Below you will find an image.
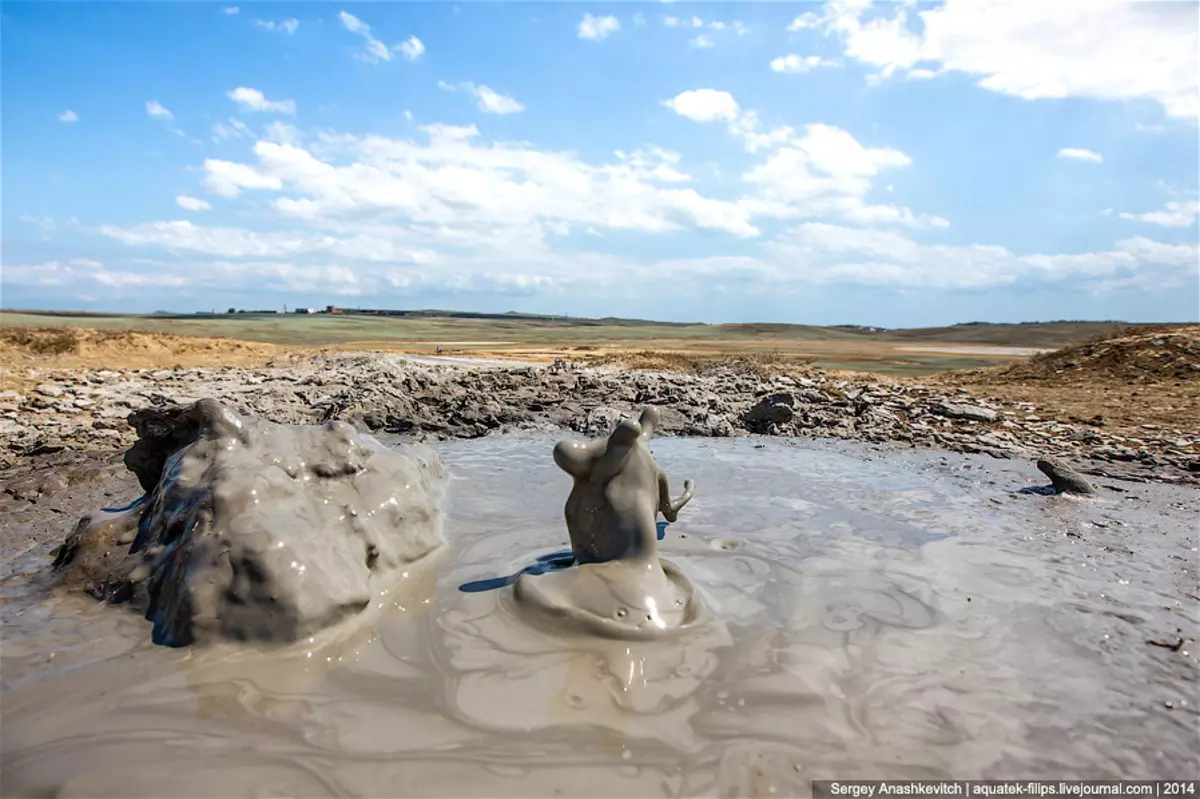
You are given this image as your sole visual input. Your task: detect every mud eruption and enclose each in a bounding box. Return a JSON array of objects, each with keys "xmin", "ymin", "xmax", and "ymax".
[
  {"xmin": 52, "ymin": 398, "xmax": 448, "ymax": 646},
  {"xmin": 513, "ymin": 407, "xmax": 712, "ymax": 639}
]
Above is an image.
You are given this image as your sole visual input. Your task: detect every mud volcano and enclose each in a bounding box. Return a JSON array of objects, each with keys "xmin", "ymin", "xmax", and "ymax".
[
  {"xmin": 51, "ymin": 398, "xmax": 448, "ymax": 646},
  {"xmin": 512, "ymin": 407, "xmax": 713, "ymax": 639}
]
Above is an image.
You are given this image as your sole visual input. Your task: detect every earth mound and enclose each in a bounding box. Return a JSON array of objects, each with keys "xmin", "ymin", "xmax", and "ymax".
[
  {"xmin": 961, "ymin": 326, "xmax": 1200, "ymax": 386},
  {"xmin": 51, "ymin": 398, "xmax": 448, "ymax": 646},
  {"xmin": 0, "ymin": 327, "xmax": 294, "ymax": 371}
]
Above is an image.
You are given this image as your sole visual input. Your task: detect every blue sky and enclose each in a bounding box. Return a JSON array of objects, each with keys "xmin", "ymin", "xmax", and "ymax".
[{"xmin": 3, "ymin": 1, "xmax": 1198, "ymax": 327}]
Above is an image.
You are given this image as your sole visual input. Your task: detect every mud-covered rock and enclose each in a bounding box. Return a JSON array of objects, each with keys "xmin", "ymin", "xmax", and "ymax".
[
  {"xmin": 4, "ymin": 352, "xmax": 1196, "ymax": 483},
  {"xmin": 53, "ymin": 399, "xmax": 448, "ymax": 646},
  {"xmin": 1037, "ymin": 455, "xmax": 1098, "ymax": 495}
]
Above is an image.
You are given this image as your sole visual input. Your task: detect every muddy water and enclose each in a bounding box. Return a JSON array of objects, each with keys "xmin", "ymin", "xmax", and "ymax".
[{"xmin": 2, "ymin": 435, "xmax": 1197, "ymax": 797}]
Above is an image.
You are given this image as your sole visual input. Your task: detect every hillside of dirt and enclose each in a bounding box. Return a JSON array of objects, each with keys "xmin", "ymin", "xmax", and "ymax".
[
  {"xmin": 940, "ymin": 326, "xmax": 1200, "ymax": 436},
  {"xmin": 0, "ymin": 328, "xmax": 311, "ymax": 390}
]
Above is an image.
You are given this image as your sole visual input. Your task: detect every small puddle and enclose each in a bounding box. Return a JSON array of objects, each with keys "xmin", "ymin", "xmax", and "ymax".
[{"xmin": 1, "ymin": 434, "xmax": 1196, "ymax": 795}]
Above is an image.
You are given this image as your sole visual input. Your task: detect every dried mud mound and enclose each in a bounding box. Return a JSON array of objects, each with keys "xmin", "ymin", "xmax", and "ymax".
[
  {"xmin": 51, "ymin": 398, "xmax": 449, "ymax": 646},
  {"xmin": 959, "ymin": 327, "xmax": 1200, "ymax": 387},
  {"xmin": 0, "ymin": 327, "xmax": 290, "ymax": 370}
]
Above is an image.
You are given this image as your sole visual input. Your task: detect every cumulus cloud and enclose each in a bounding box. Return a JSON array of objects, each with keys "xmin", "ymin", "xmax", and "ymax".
[
  {"xmin": 183, "ymin": 125, "xmax": 759, "ymax": 238},
  {"xmin": 578, "ymin": 13, "xmax": 619, "ymax": 40},
  {"xmin": 768, "ymin": 222, "xmax": 1198, "ymax": 290},
  {"xmin": 662, "ymin": 89, "xmax": 740, "ymax": 122},
  {"xmin": 1057, "ymin": 147, "xmax": 1103, "ymax": 163},
  {"xmin": 800, "ymin": 0, "xmax": 1199, "ymax": 118},
  {"xmin": 227, "ymin": 87, "xmax": 296, "ymax": 115},
  {"xmin": 769, "ymin": 54, "xmax": 836, "ymax": 73},
  {"xmin": 665, "ymin": 88, "xmax": 944, "ymax": 229},
  {"xmin": 145, "ymin": 100, "xmax": 173, "ymax": 120},
  {"xmin": 58, "ymin": 109, "xmax": 78, "ymax": 123},
  {"xmin": 222, "ymin": 6, "xmax": 239, "ymax": 14},
  {"xmin": 176, "ymin": 196, "xmax": 213, "ymax": 212},
  {"xmin": 690, "ymin": 35, "xmax": 714, "ymax": 49}
]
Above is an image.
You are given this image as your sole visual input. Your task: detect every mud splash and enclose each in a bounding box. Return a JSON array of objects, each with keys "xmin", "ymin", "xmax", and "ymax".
[{"xmin": 2, "ymin": 435, "xmax": 1197, "ymax": 796}]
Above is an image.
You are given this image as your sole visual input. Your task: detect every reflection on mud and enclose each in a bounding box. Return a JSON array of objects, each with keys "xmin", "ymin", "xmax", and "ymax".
[{"xmin": 2, "ymin": 434, "xmax": 1197, "ymax": 796}]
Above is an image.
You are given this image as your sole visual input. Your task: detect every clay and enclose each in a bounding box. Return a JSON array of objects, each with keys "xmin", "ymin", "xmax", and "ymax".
[
  {"xmin": 1037, "ymin": 455, "xmax": 1098, "ymax": 495},
  {"xmin": 4, "ymin": 352, "xmax": 1196, "ymax": 484},
  {"xmin": 513, "ymin": 407, "xmax": 709, "ymax": 639},
  {"xmin": 52, "ymin": 398, "xmax": 448, "ymax": 646}
]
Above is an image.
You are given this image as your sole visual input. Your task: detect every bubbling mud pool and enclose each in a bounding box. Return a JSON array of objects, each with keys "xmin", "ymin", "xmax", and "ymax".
[{"xmin": 2, "ymin": 434, "xmax": 1197, "ymax": 796}]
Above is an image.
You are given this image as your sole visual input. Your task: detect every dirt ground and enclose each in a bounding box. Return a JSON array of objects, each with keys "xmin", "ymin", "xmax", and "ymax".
[
  {"xmin": 2, "ymin": 324, "xmax": 1197, "ymax": 439},
  {"xmin": 0, "ymin": 328, "xmax": 315, "ymax": 391},
  {"xmin": 936, "ymin": 327, "xmax": 1200, "ymax": 438}
]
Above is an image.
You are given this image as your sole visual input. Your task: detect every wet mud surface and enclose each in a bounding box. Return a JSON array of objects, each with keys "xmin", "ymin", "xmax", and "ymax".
[{"xmin": 1, "ymin": 435, "xmax": 1197, "ymax": 796}]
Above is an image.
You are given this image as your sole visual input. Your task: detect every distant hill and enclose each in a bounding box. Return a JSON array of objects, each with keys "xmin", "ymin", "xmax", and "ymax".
[{"xmin": 882, "ymin": 321, "xmax": 1189, "ymax": 348}]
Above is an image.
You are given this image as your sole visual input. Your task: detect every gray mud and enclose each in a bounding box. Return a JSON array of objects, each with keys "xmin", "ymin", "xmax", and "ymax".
[
  {"xmin": 2, "ymin": 434, "xmax": 1197, "ymax": 796},
  {"xmin": 3, "ymin": 353, "xmax": 1196, "ymax": 484},
  {"xmin": 49, "ymin": 400, "xmax": 448, "ymax": 646}
]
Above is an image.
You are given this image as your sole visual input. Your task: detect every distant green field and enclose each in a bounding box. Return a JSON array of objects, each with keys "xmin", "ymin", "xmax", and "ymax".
[
  {"xmin": 1, "ymin": 308, "xmax": 1185, "ymax": 377},
  {"xmin": 0, "ymin": 310, "xmax": 866, "ymax": 348}
]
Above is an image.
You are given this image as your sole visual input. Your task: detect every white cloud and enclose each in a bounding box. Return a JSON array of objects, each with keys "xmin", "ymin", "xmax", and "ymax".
[
  {"xmin": 664, "ymin": 16, "xmax": 680, "ymax": 27},
  {"xmin": 263, "ymin": 120, "xmax": 303, "ymax": 146},
  {"xmin": 613, "ymin": 146, "xmax": 690, "ymax": 182},
  {"xmin": 770, "ymin": 54, "xmax": 835, "ymax": 73},
  {"xmin": 662, "ymin": 89, "xmax": 740, "ymax": 122},
  {"xmin": 690, "ymin": 35, "xmax": 714, "ymax": 49},
  {"xmin": 58, "ymin": 109, "xmax": 78, "ymax": 123},
  {"xmin": 212, "ymin": 117, "xmax": 252, "ymax": 142},
  {"xmin": 578, "ymin": 13, "xmax": 619, "ymax": 40},
  {"xmin": 255, "ymin": 18, "xmax": 299, "ymax": 34},
  {"xmin": 176, "ymin": 196, "xmax": 213, "ymax": 212},
  {"xmin": 787, "ymin": 12, "xmax": 822, "ymax": 32},
  {"xmin": 468, "ymin": 84, "xmax": 524, "ymax": 114},
  {"xmin": 733, "ymin": 21, "xmax": 749, "ymax": 35},
  {"xmin": 18, "ymin": 215, "xmax": 57, "ymax": 231},
  {"xmin": 180, "ymin": 124, "xmax": 760, "ymax": 239},
  {"xmin": 1057, "ymin": 147, "xmax": 1103, "ymax": 163},
  {"xmin": 439, "ymin": 81, "xmax": 525, "ymax": 114},
  {"xmin": 227, "ymin": 87, "xmax": 296, "ymax": 115},
  {"xmin": 145, "ymin": 100, "xmax": 173, "ymax": 120},
  {"xmin": 665, "ymin": 88, "xmax": 940, "ymax": 229},
  {"xmin": 95, "ymin": 220, "xmax": 439, "ymax": 264},
  {"xmin": 4, "ymin": 260, "xmax": 189, "ymax": 289},
  {"xmin": 805, "ymin": 1, "xmax": 1199, "ymax": 119},
  {"xmin": 1118, "ymin": 200, "xmax": 1200, "ymax": 228},
  {"xmin": 398, "ymin": 35, "xmax": 425, "ymax": 62},
  {"xmin": 633, "ymin": 12, "xmax": 646, "ymax": 25},
  {"xmin": 222, "ymin": 6, "xmax": 239, "ymax": 14},
  {"xmin": 768, "ymin": 222, "xmax": 1197, "ymax": 290},
  {"xmin": 202, "ymin": 159, "xmax": 285, "ymax": 197},
  {"xmin": 339, "ymin": 11, "xmax": 394, "ymax": 63}
]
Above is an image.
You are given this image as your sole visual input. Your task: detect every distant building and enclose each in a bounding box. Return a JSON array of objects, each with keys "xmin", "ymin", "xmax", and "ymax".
[
  {"xmin": 326, "ymin": 305, "xmax": 343, "ymax": 314},
  {"xmin": 293, "ymin": 307, "xmax": 317, "ymax": 314}
]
